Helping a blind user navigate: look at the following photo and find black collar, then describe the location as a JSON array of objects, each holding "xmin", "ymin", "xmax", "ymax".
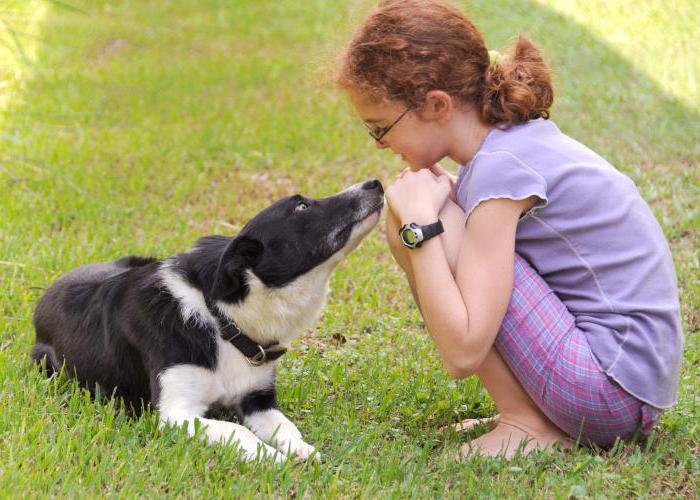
[{"xmin": 210, "ymin": 307, "xmax": 287, "ymax": 366}]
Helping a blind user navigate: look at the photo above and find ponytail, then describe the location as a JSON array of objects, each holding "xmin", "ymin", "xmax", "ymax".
[{"xmin": 481, "ymin": 36, "xmax": 553, "ymax": 126}]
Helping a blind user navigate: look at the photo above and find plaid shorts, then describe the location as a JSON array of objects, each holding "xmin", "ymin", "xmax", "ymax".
[{"xmin": 493, "ymin": 254, "xmax": 662, "ymax": 448}]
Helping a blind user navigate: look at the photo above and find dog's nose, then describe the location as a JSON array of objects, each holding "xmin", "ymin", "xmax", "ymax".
[{"xmin": 361, "ymin": 179, "xmax": 383, "ymax": 194}]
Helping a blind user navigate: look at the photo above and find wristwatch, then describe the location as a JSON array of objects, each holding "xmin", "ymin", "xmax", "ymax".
[{"xmin": 398, "ymin": 220, "xmax": 444, "ymax": 249}]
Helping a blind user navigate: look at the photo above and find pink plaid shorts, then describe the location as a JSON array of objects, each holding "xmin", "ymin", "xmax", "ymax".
[{"xmin": 493, "ymin": 254, "xmax": 662, "ymax": 448}]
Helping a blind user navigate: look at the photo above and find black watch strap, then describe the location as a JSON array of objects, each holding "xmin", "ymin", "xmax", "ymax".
[{"xmin": 420, "ymin": 220, "xmax": 444, "ymax": 241}]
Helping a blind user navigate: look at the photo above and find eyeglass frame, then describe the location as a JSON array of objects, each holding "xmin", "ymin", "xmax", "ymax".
[{"xmin": 364, "ymin": 107, "xmax": 412, "ymax": 143}]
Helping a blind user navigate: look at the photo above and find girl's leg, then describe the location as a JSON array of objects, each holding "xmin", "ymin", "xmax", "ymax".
[
  {"xmin": 386, "ymin": 199, "xmax": 570, "ymax": 457},
  {"xmin": 466, "ymin": 349, "xmax": 571, "ymax": 457}
]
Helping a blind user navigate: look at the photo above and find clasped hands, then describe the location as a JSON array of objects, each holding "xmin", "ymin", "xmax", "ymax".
[{"xmin": 385, "ymin": 164, "xmax": 457, "ymax": 225}]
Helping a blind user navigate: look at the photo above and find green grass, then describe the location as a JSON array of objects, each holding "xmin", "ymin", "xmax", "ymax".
[{"xmin": 1, "ymin": 0, "xmax": 698, "ymax": 496}]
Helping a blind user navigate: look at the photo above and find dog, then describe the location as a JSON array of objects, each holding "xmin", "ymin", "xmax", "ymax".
[{"xmin": 32, "ymin": 179, "xmax": 384, "ymax": 462}]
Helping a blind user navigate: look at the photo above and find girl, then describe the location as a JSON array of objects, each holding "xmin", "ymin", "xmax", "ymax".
[{"xmin": 337, "ymin": 0, "xmax": 682, "ymax": 457}]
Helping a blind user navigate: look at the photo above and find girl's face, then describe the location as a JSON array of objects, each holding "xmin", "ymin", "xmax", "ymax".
[{"xmin": 349, "ymin": 90, "xmax": 450, "ymax": 171}]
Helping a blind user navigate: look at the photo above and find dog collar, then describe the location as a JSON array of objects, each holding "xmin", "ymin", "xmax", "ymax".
[{"xmin": 211, "ymin": 309, "xmax": 287, "ymax": 366}]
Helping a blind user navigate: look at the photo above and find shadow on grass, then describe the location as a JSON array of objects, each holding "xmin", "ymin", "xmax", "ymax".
[{"xmin": 470, "ymin": 0, "xmax": 699, "ymax": 169}]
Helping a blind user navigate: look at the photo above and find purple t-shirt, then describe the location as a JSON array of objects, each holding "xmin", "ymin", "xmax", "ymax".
[{"xmin": 454, "ymin": 119, "xmax": 682, "ymax": 408}]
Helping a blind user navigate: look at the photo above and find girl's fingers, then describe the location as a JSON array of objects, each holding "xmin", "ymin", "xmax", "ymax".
[
  {"xmin": 430, "ymin": 163, "xmax": 457, "ymax": 185},
  {"xmin": 395, "ymin": 167, "xmax": 411, "ymax": 179},
  {"xmin": 429, "ymin": 163, "xmax": 446, "ymax": 176}
]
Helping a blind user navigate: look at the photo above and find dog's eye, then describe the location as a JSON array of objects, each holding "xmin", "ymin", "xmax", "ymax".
[{"xmin": 294, "ymin": 202, "xmax": 309, "ymax": 212}]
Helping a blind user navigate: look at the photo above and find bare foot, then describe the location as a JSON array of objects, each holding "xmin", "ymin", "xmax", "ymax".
[
  {"xmin": 446, "ymin": 414, "xmax": 499, "ymax": 433},
  {"xmin": 461, "ymin": 420, "xmax": 572, "ymax": 459}
]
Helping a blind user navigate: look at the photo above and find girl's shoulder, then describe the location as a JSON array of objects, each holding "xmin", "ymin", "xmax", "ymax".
[
  {"xmin": 466, "ymin": 118, "xmax": 621, "ymax": 187},
  {"xmin": 479, "ymin": 119, "xmax": 600, "ymax": 166},
  {"xmin": 455, "ymin": 118, "xmax": 638, "ymax": 219}
]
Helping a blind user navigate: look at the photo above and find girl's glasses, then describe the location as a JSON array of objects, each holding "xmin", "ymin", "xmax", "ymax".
[{"xmin": 364, "ymin": 107, "xmax": 411, "ymax": 143}]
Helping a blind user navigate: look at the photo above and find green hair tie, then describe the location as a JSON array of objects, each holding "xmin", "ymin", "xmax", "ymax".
[{"xmin": 488, "ymin": 49, "xmax": 502, "ymax": 67}]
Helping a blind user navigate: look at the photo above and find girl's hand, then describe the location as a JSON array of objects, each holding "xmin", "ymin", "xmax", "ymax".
[
  {"xmin": 429, "ymin": 163, "xmax": 458, "ymax": 202},
  {"xmin": 386, "ymin": 168, "xmax": 451, "ymax": 224},
  {"xmin": 429, "ymin": 163, "xmax": 457, "ymax": 185}
]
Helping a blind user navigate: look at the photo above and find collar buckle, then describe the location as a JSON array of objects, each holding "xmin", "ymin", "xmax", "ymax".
[{"xmin": 246, "ymin": 345, "xmax": 267, "ymax": 366}]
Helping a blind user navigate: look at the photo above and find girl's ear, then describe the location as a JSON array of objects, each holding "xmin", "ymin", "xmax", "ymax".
[{"xmin": 423, "ymin": 90, "xmax": 453, "ymax": 123}]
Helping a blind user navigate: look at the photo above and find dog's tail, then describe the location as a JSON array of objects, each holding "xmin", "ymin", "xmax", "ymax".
[{"xmin": 31, "ymin": 342, "xmax": 60, "ymax": 375}]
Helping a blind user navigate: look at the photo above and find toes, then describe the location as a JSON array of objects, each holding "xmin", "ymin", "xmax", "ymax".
[
  {"xmin": 302, "ymin": 445, "xmax": 322, "ymax": 463},
  {"xmin": 290, "ymin": 441, "xmax": 320, "ymax": 463},
  {"xmin": 443, "ymin": 415, "xmax": 499, "ymax": 433},
  {"xmin": 452, "ymin": 416, "xmax": 498, "ymax": 432},
  {"xmin": 246, "ymin": 443, "xmax": 286, "ymax": 464}
]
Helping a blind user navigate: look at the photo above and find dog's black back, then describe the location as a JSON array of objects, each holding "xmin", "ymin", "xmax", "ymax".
[{"xmin": 35, "ymin": 258, "xmax": 153, "ymax": 406}]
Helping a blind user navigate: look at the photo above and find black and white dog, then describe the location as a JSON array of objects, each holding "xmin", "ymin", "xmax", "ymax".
[{"xmin": 32, "ymin": 179, "xmax": 383, "ymax": 462}]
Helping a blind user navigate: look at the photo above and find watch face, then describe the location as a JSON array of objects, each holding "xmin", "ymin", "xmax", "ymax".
[
  {"xmin": 403, "ymin": 229, "xmax": 417, "ymax": 245},
  {"xmin": 400, "ymin": 225, "xmax": 423, "ymax": 248}
]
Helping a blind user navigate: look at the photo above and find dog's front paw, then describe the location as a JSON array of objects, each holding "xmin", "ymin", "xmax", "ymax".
[
  {"xmin": 239, "ymin": 440, "xmax": 287, "ymax": 464},
  {"xmin": 285, "ymin": 439, "xmax": 321, "ymax": 463},
  {"xmin": 222, "ymin": 426, "xmax": 287, "ymax": 465},
  {"xmin": 264, "ymin": 444, "xmax": 288, "ymax": 465}
]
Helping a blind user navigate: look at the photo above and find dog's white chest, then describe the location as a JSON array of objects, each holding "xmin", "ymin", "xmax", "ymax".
[
  {"xmin": 211, "ymin": 339, "xmax": 276, "ymax": 406},
  {"xmin": 157, "ymin": 339, "xmax": 275, "ymax": 414}
]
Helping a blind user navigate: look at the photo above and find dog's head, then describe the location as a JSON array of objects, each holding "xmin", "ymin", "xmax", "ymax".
[{"xmin": 208, "ymin": 179, "xmax": 384, "ymax": 305}]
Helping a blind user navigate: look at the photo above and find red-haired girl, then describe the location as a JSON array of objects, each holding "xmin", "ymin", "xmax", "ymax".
[{"xmin": 337, "ymin": 0, "xmax": 682, "ymax": 457}]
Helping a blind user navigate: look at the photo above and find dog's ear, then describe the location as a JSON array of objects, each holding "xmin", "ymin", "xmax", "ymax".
[{"xmin": 209, "ymin": 236, "xmax": 264, "ymax": 303}]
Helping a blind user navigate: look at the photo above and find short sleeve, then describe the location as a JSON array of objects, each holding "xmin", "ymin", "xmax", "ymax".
[{"xmin": 455, "ymin": 150, "xmax": 548, "ymax": 219}]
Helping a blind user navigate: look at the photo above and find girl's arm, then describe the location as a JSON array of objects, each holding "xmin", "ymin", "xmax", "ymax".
[
  {"xmin": 386, "ymin": 169, "xmax": 535, "ymax": 378},
  {"xmin": 407, "ymin": 197, "xmax": 534, "ymax": 378}
]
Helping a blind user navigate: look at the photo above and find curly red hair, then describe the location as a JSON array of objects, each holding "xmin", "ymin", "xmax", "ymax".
[{"xmin": 337, "ymin": 0, "xmax": 553, "ymax": 127}]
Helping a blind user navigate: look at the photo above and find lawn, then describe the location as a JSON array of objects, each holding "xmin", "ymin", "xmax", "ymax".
[{"xmin": 1, "ymin": 0, "xmax": 698, "ymax": 496}]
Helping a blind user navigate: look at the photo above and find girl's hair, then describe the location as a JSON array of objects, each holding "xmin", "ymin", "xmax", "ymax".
[{"xmin": 337, "ymin": 0, "xmax": 553, "ymax": 127}]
